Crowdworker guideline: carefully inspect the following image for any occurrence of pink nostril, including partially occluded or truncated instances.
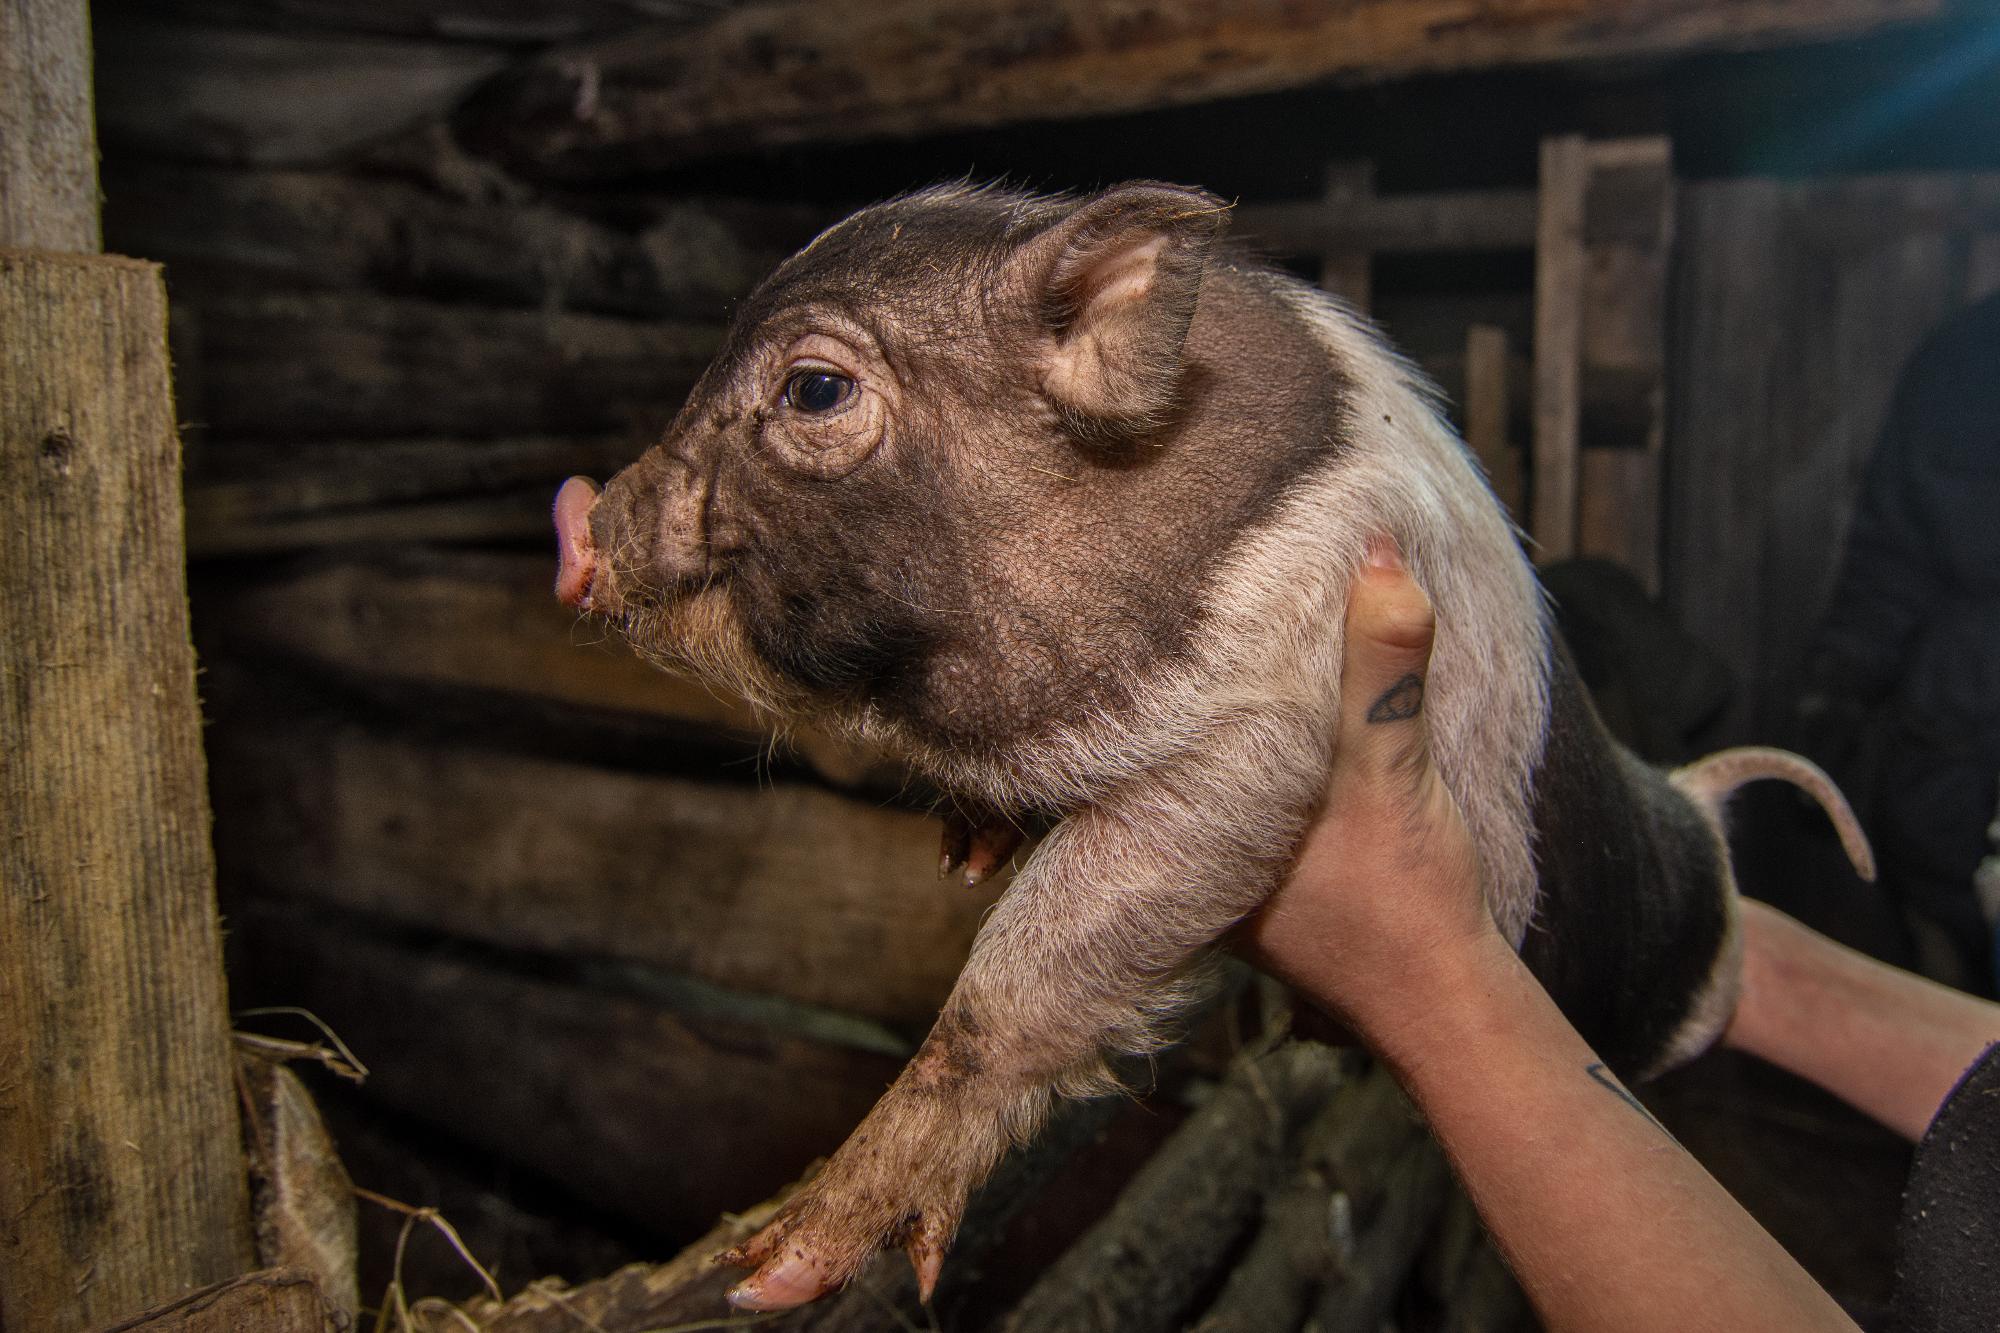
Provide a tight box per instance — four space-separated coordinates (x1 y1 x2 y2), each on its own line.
553 475 601 608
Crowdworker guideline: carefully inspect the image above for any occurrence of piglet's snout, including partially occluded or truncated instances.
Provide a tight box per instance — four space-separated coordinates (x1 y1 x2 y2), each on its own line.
553 475 601 609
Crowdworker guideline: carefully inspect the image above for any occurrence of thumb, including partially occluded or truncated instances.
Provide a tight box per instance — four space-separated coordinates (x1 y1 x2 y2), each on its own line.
1340 537 1439 772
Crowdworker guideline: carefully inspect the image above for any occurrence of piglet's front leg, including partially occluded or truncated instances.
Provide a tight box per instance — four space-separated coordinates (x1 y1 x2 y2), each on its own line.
722 712 1328 1310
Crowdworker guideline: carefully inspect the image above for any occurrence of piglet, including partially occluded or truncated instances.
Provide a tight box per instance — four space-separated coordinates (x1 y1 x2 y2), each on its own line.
551 182 1872 1310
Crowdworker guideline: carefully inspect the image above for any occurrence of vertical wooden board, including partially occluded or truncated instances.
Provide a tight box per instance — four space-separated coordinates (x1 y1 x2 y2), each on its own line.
1578 446 1661 592
1533 135 1588 561
0 0 100 252
1320 161 1376 313
0 252 253 1330
1755 175 1963 735
1462 323 1521 518
1663 179 1788 741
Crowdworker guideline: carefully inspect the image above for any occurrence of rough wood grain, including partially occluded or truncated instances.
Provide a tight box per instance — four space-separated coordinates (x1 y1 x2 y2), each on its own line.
1532 134 1589 561
0 0 99 251
94 16 505 167
0 250 253 1329
473 0 1953 177
196 547 892 785
170 290 719 441
105 164 799 321
87 1269 335 1333
208 705 989 1025
1463 323 1520 518
1002 1043 1348 1332
231 904 914 1244
182 437 643 555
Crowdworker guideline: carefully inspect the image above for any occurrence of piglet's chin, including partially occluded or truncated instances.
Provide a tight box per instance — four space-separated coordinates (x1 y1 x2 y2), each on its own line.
553 476 601 609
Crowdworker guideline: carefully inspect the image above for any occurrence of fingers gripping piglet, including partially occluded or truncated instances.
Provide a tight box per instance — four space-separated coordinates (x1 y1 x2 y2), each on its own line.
550 182 1871 1309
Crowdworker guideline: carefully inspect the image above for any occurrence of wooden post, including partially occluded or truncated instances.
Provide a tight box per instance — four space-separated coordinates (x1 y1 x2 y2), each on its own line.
0 0 100 252
1532 134 1588 561
1463 323 1521 517
1320 161 1377 313
0 3 255 1328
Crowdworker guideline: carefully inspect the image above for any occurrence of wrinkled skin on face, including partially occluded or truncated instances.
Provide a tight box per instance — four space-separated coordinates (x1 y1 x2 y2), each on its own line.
556 183 1340 800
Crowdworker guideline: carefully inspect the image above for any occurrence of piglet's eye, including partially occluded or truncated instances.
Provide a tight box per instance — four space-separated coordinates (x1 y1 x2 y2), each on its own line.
785 370 855 414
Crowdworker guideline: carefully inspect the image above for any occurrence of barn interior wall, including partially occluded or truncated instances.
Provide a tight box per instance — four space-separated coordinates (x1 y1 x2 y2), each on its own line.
84 0 2000 1313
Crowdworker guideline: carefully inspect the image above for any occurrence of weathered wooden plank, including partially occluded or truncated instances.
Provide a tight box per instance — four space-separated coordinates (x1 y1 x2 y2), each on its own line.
1663 178 1788 741
1318 162 1376 312
88 1269 335 1333
128 0 734 44
0 0 99 251
0 251 254 1330
170 290 719 440
475 0 1955 177
231 904 913 1243
105 164 799 320
196 547 889 784
1237 190 1537 257
1532 135 1589 561
207 703 988 1024
1462 323 1520 519
94 17 506 166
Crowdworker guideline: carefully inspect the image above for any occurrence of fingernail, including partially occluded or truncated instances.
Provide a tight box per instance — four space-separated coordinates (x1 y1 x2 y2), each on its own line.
1366 535 1404 570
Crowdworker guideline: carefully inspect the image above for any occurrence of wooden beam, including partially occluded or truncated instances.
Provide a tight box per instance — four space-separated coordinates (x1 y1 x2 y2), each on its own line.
475 0 1954 177
93 16 505 167
0 250 254 1329
1235 189 1536 256
0 0 99 251
170 290 719 441
232 904 914 1243
207 702 990 1025
104 165 806 321
196 548 890 785
1532 135 1589 561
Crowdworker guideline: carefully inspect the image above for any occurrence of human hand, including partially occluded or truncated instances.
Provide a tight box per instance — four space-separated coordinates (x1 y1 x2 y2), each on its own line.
1238 537 1506 1048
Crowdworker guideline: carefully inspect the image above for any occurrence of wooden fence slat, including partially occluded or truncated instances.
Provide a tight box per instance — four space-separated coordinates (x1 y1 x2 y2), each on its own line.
0 250 254 1330
1319 162 1377 313
0 0 99 252
1532 134 1589 561
1463 323 1520 518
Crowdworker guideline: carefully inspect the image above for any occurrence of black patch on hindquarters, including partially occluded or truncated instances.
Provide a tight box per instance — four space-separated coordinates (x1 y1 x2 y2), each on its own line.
1519 634 1732 1080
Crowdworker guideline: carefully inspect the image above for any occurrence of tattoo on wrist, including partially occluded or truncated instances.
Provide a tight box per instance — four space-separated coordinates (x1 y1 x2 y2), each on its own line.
1586 1062 1670 1134
1366 673 1425 723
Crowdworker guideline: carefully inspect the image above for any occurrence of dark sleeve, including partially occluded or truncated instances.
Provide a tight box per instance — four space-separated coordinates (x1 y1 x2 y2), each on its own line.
1812 372 1953 702
1889 1042 2000 1333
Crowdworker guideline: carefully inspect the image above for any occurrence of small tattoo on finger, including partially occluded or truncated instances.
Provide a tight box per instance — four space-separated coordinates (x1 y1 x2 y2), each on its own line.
1366 673 1425 723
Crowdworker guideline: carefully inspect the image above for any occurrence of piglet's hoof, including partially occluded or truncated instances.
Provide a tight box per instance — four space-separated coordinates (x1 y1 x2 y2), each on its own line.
939 809 1024 888
718 1160 964 1310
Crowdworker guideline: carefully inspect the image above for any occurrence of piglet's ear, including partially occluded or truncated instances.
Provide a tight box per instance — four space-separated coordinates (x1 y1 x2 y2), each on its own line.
1033 183 1227 440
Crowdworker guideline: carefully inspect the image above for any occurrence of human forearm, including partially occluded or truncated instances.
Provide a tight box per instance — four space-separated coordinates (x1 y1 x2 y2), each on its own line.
1724 900 2000 1141
1377 934 1858 1333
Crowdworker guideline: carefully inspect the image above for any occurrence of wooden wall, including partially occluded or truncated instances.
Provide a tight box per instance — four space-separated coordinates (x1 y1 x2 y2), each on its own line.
1665 172 2000 742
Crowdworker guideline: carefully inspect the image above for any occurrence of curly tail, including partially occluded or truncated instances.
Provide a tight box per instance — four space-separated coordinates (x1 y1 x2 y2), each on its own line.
1669 746 1876 883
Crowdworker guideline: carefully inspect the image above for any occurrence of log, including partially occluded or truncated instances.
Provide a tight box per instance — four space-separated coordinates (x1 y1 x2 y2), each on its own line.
183 437 644 554
196 547 890 784
1311 1137 1453 1333
172 290 719 442
104 164 799 321
239 1056 360 1321
470 0 1954 177
0 250 255 1329
206 706 990 1025
231 903 914 1244
86 1269 336 1333
1002 1043 1349 1332
0 0 98 251
93 16 506 167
